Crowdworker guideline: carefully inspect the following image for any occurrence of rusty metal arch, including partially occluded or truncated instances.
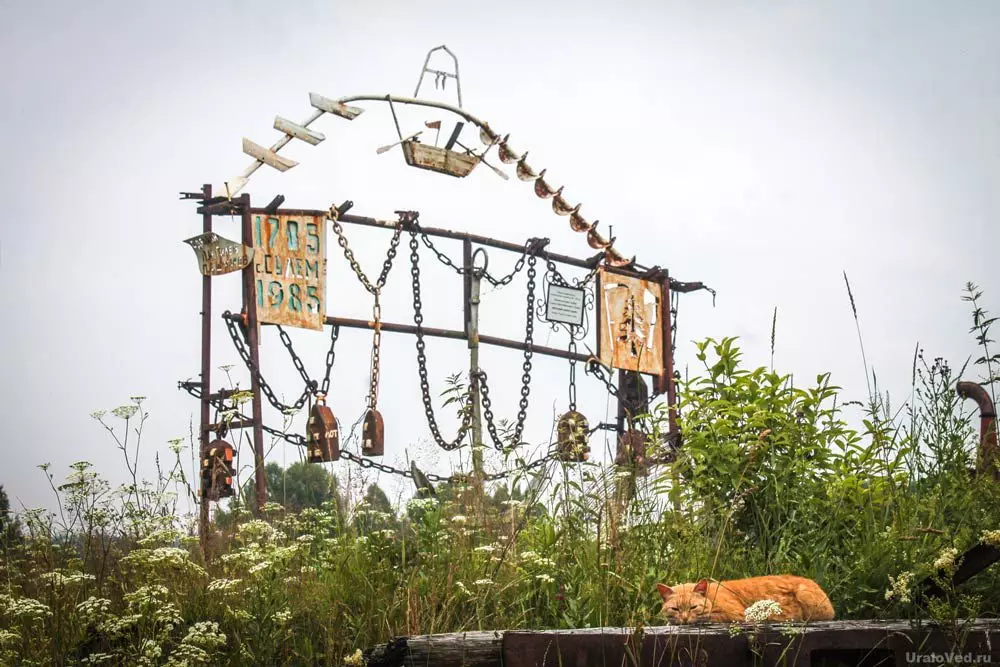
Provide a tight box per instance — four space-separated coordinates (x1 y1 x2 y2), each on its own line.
222 91 629 267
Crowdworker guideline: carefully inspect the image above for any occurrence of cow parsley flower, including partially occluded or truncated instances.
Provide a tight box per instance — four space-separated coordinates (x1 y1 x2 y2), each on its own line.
343 649 365 665
474 578 493 586
744 600 782 624
112 405 139 420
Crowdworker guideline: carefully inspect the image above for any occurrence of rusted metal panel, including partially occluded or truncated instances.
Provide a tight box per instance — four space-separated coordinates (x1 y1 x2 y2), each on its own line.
598 269 664 375
183 232 254 276
242 137 299 172
251 211 326 331
273 116 326 145
402 139 479 177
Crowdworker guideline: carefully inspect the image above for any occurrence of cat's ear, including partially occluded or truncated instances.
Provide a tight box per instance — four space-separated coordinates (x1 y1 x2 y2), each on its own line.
656 583 674 600
693 579 709 595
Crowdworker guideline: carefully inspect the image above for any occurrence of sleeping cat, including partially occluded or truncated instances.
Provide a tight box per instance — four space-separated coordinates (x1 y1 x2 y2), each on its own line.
657 575 835 624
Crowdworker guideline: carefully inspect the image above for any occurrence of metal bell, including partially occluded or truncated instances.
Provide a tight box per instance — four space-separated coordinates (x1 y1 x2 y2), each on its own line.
306 397 339 463
362 409 385 456
615 430 648 476
556 410 590 462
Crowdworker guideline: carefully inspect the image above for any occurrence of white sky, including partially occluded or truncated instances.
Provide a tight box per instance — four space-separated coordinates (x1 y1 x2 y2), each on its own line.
1 0 998 513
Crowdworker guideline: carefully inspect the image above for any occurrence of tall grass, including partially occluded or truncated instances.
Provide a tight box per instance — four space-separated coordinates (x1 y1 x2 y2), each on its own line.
1 289 999 665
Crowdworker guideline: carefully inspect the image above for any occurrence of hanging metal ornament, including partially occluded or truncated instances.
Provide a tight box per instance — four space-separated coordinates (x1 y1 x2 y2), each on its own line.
362 408 385 456
569 209 592 232
363 294 386 457
615 430 649 475
306 394 340 462
552 192 578 216
516 153 538 181
604 246 635 268
556 410 589 462
533 171 559 199
498 135 520 164
587 225 615 250
479 123 499 146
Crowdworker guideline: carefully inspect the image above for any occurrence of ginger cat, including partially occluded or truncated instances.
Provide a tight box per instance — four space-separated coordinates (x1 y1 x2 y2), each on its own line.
657 575 835 624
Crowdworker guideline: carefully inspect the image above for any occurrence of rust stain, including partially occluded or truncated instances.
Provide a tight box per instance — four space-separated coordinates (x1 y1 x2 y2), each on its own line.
598 269 664 375
184 232 254 276
402 139 478 177
251 212 327 330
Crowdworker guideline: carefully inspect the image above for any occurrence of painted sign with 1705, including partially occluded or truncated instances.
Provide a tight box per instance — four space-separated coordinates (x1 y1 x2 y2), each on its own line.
251 211 327 330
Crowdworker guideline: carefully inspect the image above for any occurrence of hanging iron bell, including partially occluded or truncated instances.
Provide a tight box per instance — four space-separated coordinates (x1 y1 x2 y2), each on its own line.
615 430 649 476
362 409 385 456
306 397 340 463
556 410 590 462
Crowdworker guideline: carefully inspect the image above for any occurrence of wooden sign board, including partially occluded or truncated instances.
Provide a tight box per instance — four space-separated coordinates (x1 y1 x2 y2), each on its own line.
251 212 327 330
598 270 664 375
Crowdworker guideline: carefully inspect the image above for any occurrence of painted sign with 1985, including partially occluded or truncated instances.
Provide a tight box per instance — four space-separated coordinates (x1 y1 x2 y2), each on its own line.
251 212 326 330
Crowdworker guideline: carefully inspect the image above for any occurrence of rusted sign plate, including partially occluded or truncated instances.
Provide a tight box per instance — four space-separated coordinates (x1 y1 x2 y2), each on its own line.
184 232 254 276
598 270 664 375
251 211 326 330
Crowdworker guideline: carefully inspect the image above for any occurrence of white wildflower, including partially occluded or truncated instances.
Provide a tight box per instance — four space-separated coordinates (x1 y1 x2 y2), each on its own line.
273 608 292 625
207 578 242 593
473 578 493 586
297 534 316 543
536 574 555 584
249 561 270 575
933 547 959 573
981 529 1000 547
89 410 106 420
474 544 499 553
111 405 138 420
343 648 365 666
744 599 782 624
455 581 472 595
885 572 913 604
451 514 468 524
5 597 52 621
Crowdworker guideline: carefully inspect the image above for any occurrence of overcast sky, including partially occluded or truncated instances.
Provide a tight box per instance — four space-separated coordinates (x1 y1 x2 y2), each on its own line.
1 0 998 514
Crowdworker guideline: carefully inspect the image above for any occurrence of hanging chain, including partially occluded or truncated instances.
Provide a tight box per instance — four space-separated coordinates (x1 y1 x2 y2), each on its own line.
545 256 599 289
367 295 382 410
320 324 340 397
415 223 534 288
182 381 556 483
568 339 578 411
409 232 476 450
276 325 312 387
585 358 622 401
328 205 403 296
223 312 313 413
476 254 537 449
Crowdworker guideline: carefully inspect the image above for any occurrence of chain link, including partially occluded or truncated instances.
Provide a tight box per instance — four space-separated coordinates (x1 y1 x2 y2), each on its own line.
477 254 537 450
223 312 313 413
585 358 622 401
367 295 382 410
328 206 403 296
415 222 535 288
276 325 313 387
544 256 599 289
568 340 578 411
320 324 340 397
409 232 476 450
180 378 558 483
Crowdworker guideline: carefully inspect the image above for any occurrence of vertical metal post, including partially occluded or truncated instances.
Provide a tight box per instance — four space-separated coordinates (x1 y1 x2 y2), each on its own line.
240 194 268 514
464 239 484 481
661 274 679 445
198 183 212 557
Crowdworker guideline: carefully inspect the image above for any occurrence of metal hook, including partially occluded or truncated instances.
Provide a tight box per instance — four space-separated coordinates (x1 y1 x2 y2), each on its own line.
471 247 489 276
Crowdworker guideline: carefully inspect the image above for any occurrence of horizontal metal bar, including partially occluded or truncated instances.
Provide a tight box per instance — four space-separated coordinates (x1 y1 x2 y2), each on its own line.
204 419 255 433
245 207 658 279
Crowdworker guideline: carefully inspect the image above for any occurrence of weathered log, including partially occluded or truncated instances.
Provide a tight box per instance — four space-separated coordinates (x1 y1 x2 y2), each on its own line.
364 630 503 667
365 621 1000 667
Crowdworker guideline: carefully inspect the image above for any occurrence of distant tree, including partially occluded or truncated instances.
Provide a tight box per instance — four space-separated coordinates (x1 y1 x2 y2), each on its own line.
354 484 398 534
0 485 21 547
243 462 345 518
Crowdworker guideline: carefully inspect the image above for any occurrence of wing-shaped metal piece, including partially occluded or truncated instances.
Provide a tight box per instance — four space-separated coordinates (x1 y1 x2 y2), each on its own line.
516 153 537 181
